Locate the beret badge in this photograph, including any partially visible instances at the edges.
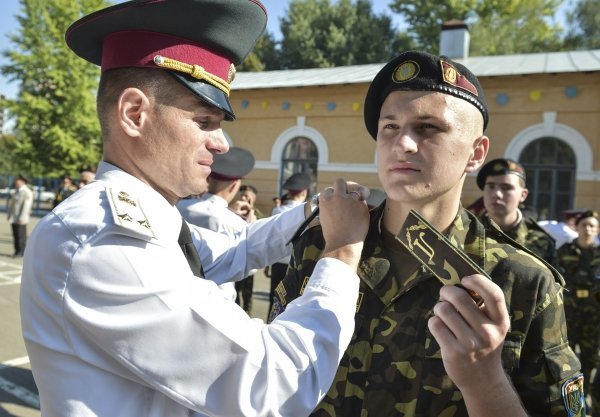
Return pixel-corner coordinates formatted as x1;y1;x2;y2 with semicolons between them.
493;162;505;173
392;61;420;83
441;60;478;96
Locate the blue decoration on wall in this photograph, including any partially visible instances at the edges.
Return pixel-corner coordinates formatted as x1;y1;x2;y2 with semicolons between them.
496;93;509;106
282;101;290;110
241;100;249;109
565;86;578;98
327;102;336;111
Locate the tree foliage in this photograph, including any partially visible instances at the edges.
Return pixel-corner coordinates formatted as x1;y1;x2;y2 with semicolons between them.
279;0;413;69
238;31;282;72
1;0;109;177
389;0;563;55
563;0;600;49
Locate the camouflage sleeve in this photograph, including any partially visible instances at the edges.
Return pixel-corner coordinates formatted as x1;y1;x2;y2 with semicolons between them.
504;262;584;417
268;226;325;322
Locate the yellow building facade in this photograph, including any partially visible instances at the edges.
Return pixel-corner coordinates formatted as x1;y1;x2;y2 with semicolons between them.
225;51;600;219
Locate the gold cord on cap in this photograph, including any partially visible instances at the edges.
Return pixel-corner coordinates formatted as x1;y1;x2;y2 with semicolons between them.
153;55;232;96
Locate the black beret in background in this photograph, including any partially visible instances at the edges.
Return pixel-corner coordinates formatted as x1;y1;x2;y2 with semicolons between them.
476;158;525;190
575;209;599;225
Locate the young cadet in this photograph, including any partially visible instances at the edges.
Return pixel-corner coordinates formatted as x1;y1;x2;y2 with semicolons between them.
19;1;370;416
477;158;557;264
270;51;584;417
556;210;600;416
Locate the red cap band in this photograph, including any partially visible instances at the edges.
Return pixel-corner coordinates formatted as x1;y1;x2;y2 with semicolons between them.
101;30;231;81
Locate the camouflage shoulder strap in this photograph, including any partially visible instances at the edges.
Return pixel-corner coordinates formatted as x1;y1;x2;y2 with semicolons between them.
486;215;565;287
396;209;487;305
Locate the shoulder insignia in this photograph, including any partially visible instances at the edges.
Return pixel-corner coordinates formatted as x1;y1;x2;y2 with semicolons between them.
107;188;154;239
561;374;586;417
396;209;487;305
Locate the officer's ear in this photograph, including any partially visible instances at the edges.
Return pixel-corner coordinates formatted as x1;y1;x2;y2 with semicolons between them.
118;88;151;138
465;135;489;174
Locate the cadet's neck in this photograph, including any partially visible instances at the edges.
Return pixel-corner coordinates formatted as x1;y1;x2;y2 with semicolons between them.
490;209;522;231
382;198;461;236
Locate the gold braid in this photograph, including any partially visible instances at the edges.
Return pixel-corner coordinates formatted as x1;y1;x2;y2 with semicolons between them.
153;55;231;96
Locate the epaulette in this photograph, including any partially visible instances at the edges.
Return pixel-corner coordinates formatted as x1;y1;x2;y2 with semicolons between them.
485;217;565;286
106;187;155;239
524;216;556;243
397;209;485;305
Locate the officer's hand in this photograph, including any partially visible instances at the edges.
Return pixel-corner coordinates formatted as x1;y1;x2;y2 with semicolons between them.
229;200;252;219
427;274;510;393
319;178;370;271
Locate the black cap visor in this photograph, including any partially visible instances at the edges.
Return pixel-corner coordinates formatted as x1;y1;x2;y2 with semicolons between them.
168;71;235;121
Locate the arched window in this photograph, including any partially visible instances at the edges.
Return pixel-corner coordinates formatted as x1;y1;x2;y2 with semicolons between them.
520;137;576;220
280;137;318;196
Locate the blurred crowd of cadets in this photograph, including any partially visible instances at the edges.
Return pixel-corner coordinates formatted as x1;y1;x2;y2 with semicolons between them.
0;167;96;215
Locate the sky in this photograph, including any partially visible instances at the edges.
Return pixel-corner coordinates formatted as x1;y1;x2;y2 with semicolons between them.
0;0;572;100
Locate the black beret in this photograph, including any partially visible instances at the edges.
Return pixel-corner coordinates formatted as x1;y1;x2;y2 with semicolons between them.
575;210;599;225
476;158;525;190
240;184;258;194
65;0;267;121
364;50;488;140
283;173;311;192
210;147;255;181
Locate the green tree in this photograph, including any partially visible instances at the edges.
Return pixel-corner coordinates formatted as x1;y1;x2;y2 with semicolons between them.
1;0;109;177
0;132;19;175
279;0;413;69
238;31;282;72
563;0;600;49
390;0;563;55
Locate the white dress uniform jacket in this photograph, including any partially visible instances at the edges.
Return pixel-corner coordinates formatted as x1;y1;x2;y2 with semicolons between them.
20;162;360;417
177;193;248;300
271;199;304;264
178;193;247;237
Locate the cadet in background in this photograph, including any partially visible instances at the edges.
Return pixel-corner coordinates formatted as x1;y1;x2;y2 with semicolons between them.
477;158;557;264
556;210;600;416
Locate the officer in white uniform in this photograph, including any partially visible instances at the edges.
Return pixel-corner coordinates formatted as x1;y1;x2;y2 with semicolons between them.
19;1;371;416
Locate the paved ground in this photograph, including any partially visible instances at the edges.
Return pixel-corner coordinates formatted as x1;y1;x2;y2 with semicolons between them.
0;210;272;416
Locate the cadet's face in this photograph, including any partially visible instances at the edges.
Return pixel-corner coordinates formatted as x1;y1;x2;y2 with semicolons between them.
576;217;599;241
482;173;527;218
376;90;484;205
240;190;256;206
146;94;229;201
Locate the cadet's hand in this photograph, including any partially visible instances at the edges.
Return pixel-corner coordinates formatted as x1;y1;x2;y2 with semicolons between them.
428;274;510;393
319;178;370;271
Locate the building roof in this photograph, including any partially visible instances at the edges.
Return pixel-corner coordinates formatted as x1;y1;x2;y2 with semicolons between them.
234;49;600;90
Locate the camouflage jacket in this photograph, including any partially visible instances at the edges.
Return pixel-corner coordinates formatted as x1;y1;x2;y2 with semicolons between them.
556;241;600;309
480;214;557;265
271;205;582;417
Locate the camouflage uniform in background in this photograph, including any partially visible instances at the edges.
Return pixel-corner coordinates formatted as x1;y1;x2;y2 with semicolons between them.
270;204;583;417
480;214;557;265
556;241;600;415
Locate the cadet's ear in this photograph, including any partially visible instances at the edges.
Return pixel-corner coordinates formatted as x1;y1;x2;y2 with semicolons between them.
118;88;151;138
465;135;489;173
